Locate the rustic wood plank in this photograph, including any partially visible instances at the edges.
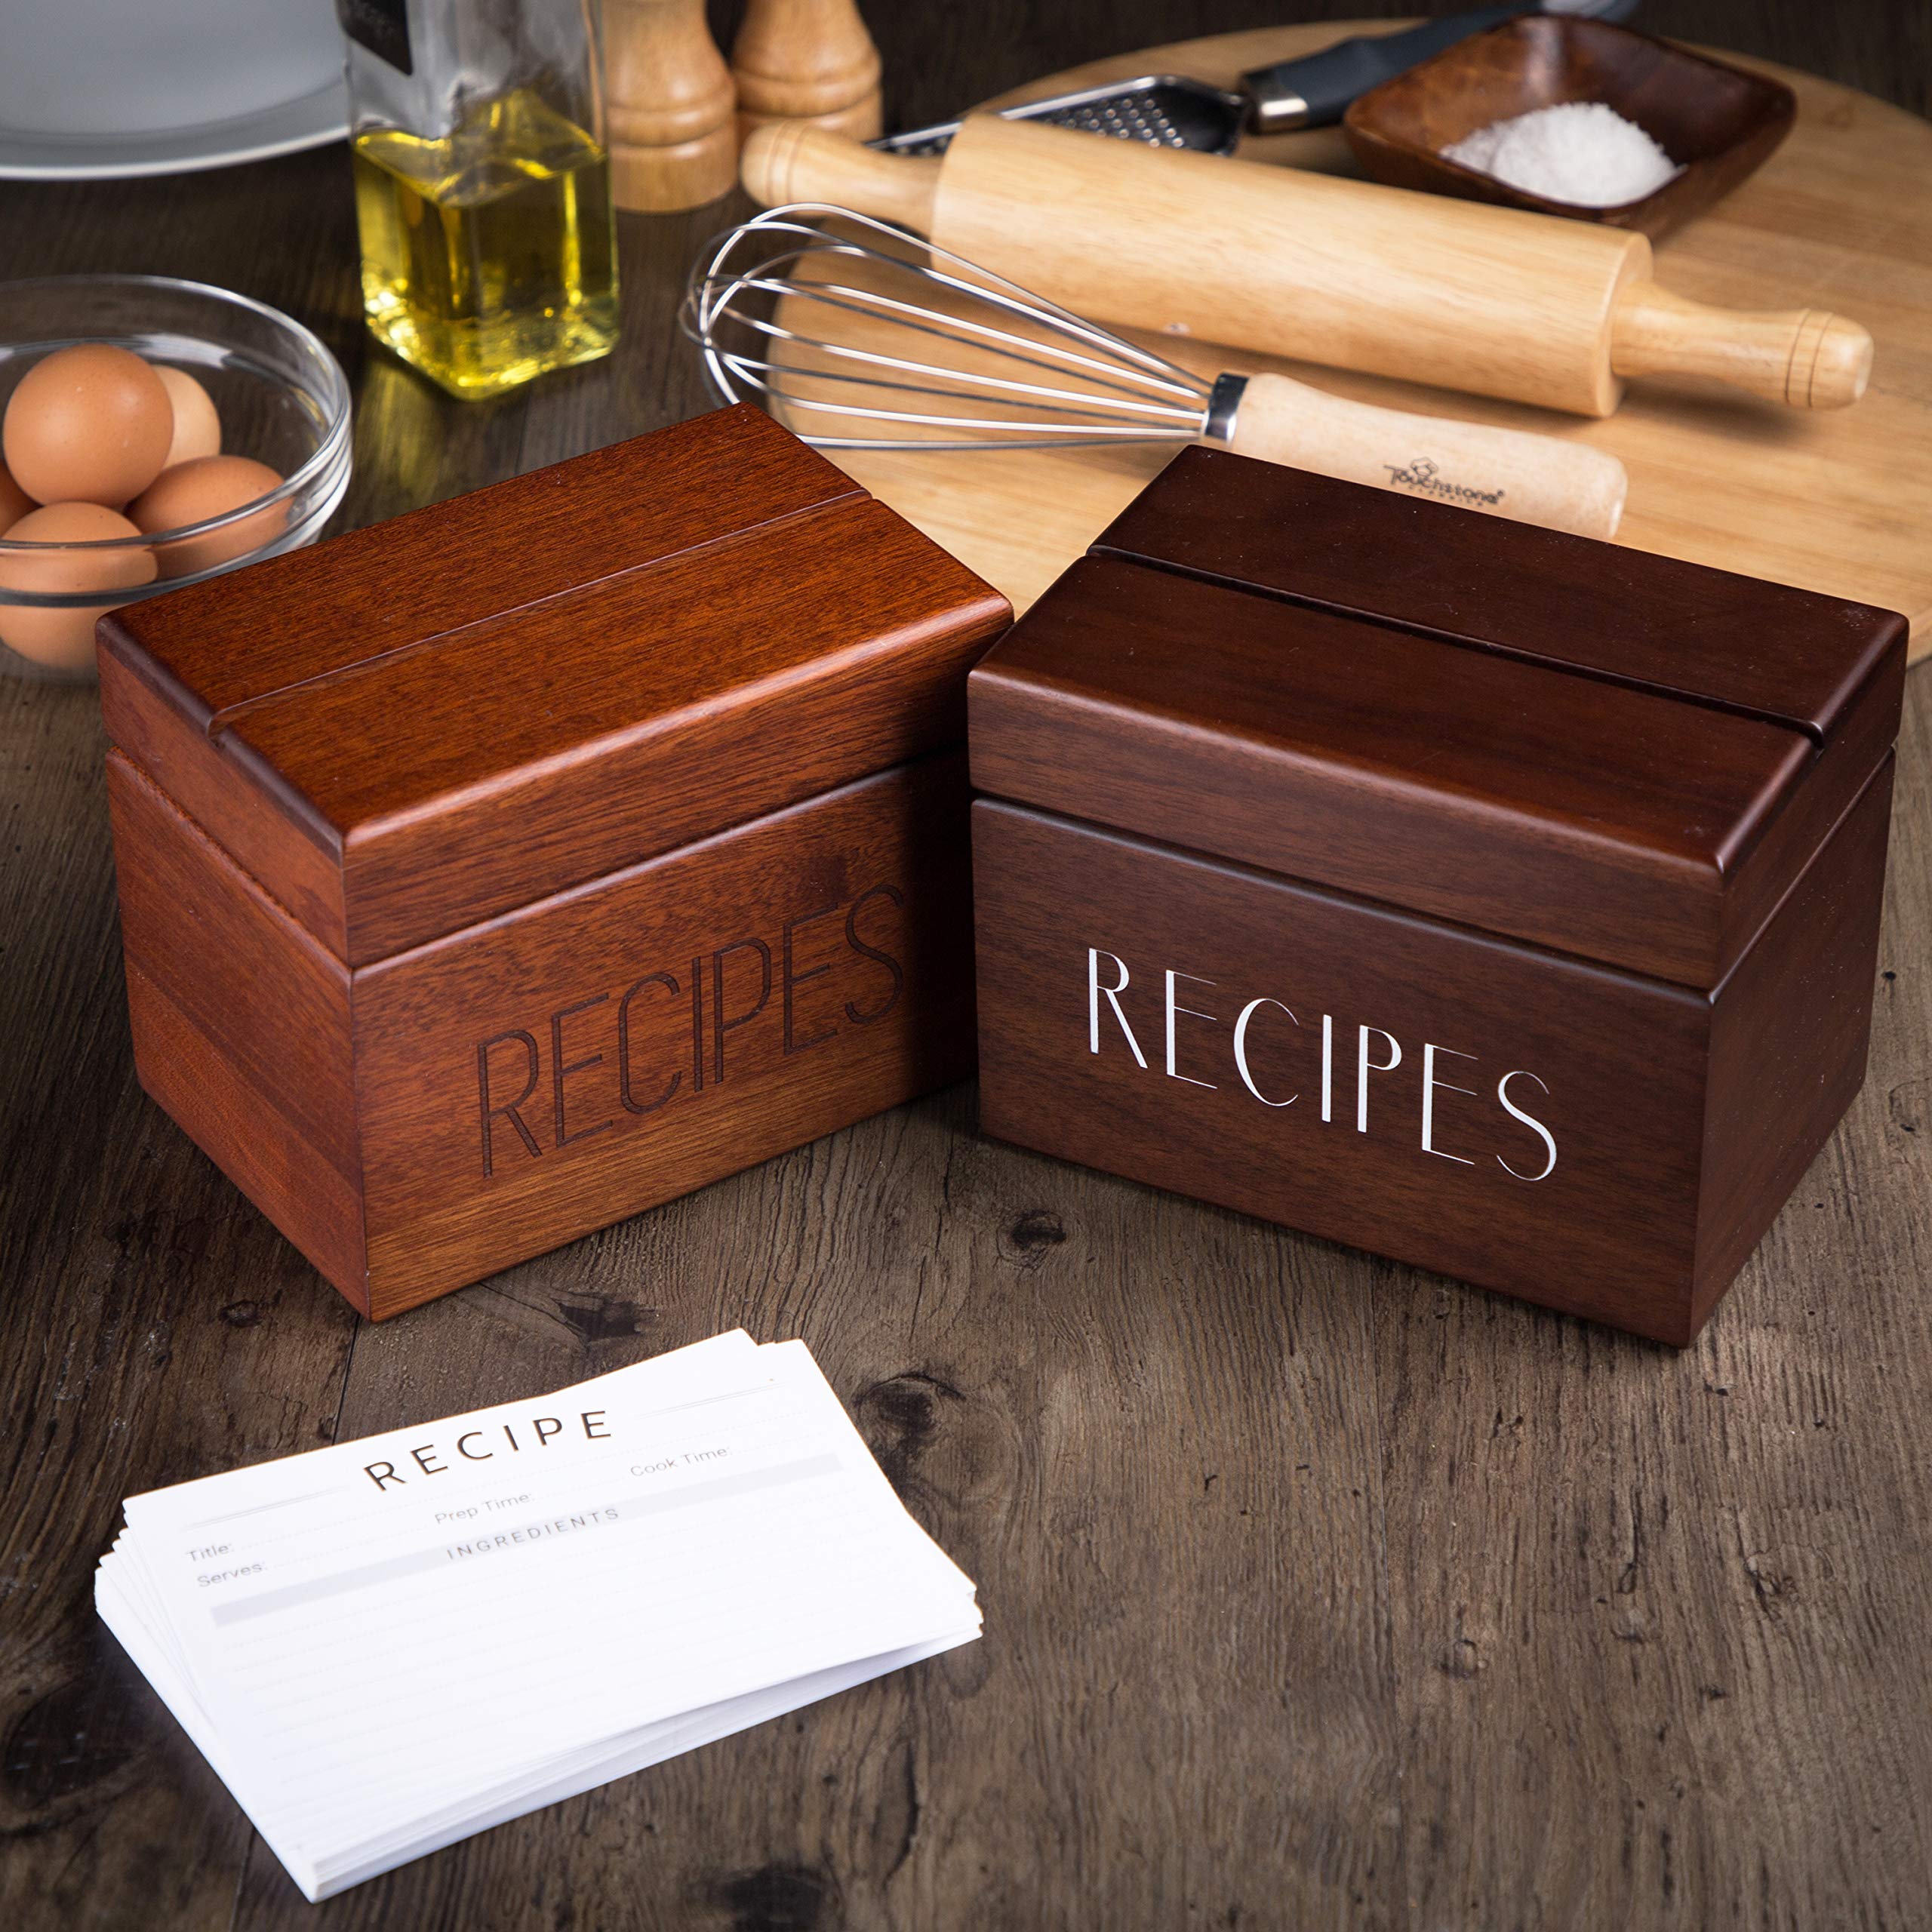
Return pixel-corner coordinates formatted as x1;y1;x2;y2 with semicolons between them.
0;681;361;1927
237;1082;1401;1929
1377;675;1932;1932
2;6;1930;1930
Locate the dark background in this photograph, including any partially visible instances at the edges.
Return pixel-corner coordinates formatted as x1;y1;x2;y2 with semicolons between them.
3;5;1930;1930
737;0;1932;123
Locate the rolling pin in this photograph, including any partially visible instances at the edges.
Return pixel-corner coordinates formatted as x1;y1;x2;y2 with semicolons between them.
741;115;1872;416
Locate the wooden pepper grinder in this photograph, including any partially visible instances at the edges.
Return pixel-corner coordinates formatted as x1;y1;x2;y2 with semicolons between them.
603;0;740;211
730;0;883;143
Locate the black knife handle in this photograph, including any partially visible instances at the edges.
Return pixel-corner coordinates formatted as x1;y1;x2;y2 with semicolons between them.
1241;5;1527;132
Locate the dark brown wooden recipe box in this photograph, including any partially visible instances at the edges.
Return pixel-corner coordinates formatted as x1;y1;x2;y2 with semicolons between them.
100;405;1009;1318
970;448;1906;1344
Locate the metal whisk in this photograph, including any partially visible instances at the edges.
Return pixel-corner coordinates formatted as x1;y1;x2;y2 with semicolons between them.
682;204;1246;454
678;205;1626;538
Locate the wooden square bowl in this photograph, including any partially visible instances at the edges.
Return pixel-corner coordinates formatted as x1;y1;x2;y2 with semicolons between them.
1342;16;1795;240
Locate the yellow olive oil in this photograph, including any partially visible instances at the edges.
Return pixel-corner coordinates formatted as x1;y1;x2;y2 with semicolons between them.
352;89;618;399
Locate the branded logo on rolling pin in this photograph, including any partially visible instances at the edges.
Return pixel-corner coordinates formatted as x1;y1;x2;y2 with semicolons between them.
469;884;906;1180
1383;456;1506;510
1084;947;1558;1183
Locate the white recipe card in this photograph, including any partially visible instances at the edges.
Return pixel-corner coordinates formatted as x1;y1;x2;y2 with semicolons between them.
96;1331;980;1900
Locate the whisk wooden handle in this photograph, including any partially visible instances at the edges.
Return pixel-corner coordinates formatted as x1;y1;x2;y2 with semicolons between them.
1223;374;1626;539
1609;281;1871;409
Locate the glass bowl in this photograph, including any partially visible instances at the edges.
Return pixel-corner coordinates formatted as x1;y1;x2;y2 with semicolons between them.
0;275;352;682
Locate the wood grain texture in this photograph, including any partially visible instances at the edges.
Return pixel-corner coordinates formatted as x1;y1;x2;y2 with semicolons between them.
104;406;864;721
730;0;884;141
1690;754;1895;1332
1092;447;1902;739
752;109;1654;415
968;457;1900;1340
605;0;741;214
973;552;1827;987
106;752;368;1310
103;406;1007;964
1220;366;1631;537
974;795;1717;1340
3;5;1931;1929
809;16;1932;660
97;636;351;957
230;494;999;962
749;109;1867;415
971;749;1894;1343
100;405;1004;1315
725;193;1630;544
355;753;977;1317
1038;450;1906;993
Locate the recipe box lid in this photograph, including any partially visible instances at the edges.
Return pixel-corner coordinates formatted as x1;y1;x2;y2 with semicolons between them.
968;448;1906;988
100;405;1011;968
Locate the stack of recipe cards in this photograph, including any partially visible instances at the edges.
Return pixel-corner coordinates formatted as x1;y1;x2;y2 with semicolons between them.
96;1331;979;1901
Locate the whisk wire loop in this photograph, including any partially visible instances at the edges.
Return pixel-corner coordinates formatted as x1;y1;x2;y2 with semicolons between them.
682;205;1220;452
724;267;1205;410
720;354;1198;442
691;232;1204;403
710;298;1204;425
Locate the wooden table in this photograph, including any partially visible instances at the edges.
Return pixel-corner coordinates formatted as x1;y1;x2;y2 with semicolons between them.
2;7;1927;1927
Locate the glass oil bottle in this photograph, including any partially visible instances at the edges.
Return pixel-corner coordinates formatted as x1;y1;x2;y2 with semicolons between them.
337;0;620;398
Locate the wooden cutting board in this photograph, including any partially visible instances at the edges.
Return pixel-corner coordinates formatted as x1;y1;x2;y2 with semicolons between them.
791;21;1932;661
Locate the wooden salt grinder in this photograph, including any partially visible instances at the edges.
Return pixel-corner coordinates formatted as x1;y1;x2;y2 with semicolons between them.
604;0;739;212
731;0;883;143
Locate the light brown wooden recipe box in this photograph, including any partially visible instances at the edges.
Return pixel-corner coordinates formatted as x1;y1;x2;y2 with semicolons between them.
969;448;1906;1346
100;405;1010;1318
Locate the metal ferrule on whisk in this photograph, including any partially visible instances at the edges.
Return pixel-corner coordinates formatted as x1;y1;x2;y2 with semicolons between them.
1201;373;1249;447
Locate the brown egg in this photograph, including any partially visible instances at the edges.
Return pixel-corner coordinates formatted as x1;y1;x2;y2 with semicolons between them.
0;501;156;671
3;344;174;508
0;461;32;534
153;365;222;467
131;456;287;577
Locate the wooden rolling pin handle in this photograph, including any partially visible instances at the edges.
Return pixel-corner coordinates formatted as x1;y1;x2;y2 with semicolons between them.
1610;280;1872;410
1222;373;1627;540
741;119;939;232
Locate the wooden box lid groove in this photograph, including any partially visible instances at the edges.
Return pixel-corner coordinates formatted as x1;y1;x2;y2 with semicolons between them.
100;405;1010;968
969;449;1906;990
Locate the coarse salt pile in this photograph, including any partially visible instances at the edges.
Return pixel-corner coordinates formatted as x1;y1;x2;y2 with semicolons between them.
1441;100;1681;208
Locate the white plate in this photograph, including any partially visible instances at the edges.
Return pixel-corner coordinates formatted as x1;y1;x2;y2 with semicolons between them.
0;0;349;180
